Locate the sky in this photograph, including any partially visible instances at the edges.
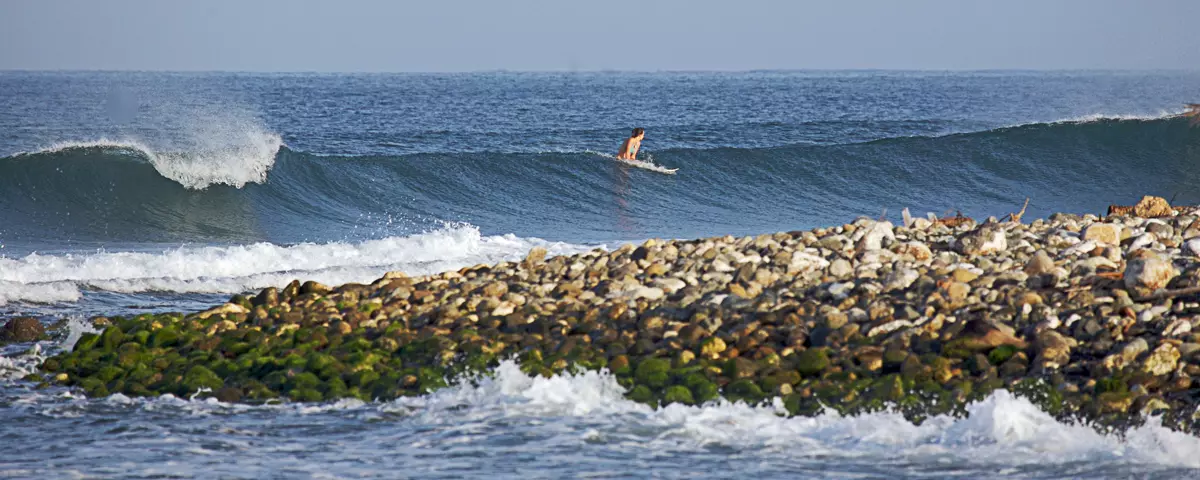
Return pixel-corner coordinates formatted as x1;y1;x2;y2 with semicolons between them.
1;0;1198;72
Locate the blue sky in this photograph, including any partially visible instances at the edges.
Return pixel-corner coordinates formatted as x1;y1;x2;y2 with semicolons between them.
1;0;1197;71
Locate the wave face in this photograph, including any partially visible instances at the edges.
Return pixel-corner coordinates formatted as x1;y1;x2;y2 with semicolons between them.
2;115;1197;250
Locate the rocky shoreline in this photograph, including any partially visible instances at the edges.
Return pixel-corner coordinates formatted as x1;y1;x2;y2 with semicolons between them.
28;196;1200;434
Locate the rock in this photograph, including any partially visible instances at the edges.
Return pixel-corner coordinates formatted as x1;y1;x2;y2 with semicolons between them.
828;259;853;278
854;221;895;253
1083;223;1123;245
491;301;517;317
893;242;932;261
1;317;45;342
789;252;830;274
1123;249;1178;292
956;224;1007;256
942;319;1026;357
884;268;919;292
652;277;687;294
1142;343;1180;376
1033;330;1073;370
1183;238;1200;257
828;282;854;300
1023;250;1055;276
1133;195;1172;218
299;280;330;295
945;282;971;303
523;246;548;267
195;303;249;320
1102;338;1148;372
698;337;726;358
630;286;665;301
951;268;979;283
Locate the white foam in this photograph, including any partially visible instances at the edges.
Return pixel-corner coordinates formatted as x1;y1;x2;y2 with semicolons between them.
14;105;283;191
21;358;1200;470
22;129;282;190
0;224;597;304
373;361;1200;469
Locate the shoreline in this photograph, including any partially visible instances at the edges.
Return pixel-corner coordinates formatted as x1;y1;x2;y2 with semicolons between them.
30;195;1200;434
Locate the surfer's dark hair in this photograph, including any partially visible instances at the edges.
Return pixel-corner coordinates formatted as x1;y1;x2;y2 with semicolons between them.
632;127;644;137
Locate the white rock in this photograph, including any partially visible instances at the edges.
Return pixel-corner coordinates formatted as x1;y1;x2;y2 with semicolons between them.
867;320;913;337
491;301;517;317
828;282;855;300
652;278;687;294
630;287;664;301
1164;318;1193;337
1083;223;1123;245
1061;240;1098;257
884;268;919;292
828;259;853;278
789;252;830;274
854;221;895;253
1123;249;1178;291
1183;238;1200;257
1127;232;1157;251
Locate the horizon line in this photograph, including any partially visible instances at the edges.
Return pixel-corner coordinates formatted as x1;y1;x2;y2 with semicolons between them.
2;67;1199;75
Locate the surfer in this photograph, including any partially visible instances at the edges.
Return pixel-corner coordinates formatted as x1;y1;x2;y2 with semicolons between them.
616;128;644;160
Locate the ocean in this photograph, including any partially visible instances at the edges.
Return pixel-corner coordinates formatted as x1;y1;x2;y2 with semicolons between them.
2;70;1200;478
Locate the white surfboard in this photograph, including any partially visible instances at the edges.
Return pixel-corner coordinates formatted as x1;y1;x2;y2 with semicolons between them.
597;152;677;174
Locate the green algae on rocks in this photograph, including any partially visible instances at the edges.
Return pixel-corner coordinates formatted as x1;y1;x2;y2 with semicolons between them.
39;200;1200;434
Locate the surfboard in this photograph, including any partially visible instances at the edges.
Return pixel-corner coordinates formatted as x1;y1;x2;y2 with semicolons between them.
616;158;677;175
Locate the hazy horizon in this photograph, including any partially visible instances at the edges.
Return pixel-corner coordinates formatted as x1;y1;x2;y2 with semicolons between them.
2;0;1198;72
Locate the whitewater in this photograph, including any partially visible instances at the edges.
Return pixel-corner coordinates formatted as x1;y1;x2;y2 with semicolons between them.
2;70;1200;477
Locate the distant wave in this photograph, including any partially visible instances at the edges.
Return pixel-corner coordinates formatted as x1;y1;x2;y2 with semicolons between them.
13;132;282;190
0;114;1196;247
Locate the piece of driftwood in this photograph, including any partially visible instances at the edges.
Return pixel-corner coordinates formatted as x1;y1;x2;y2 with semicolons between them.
1003;197;1031;224
935;211;973;228
1106;204;1135;217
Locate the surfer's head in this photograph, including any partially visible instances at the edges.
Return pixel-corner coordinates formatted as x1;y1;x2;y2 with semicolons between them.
631;127;645;138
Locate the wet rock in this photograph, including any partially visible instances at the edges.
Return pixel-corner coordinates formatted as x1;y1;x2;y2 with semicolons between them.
1;317;45;342
195;303;249;320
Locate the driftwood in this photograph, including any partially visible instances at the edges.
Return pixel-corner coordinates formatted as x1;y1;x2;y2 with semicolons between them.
1106;205;1136;217
1003;197;1031;224
935;211;974;228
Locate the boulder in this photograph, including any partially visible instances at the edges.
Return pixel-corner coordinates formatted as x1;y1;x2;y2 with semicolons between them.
1133;196;1172;218
1;317;45;342
1123;249;1177;292
1082;223;1122;245
854;221;895;253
